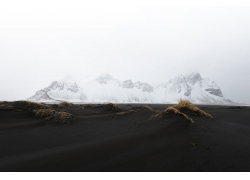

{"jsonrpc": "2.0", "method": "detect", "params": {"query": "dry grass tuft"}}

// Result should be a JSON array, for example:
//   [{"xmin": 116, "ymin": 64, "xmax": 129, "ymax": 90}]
[
  {"xmin": 142, "ymin": 105, "xmax": 154, "ymax": 111},
  {"xmin": 53, "ymin": 111, "xmax": 74, "ymax": 123},
  {"xmin": 115, "ymin": 105, "xmax": 154, "ymax": 118},
  {"xmin": 132, "ymin": 105, "xmax": 154, "ymax": 112},
  {"xmin": 115, "ymin": 110, "xmax": 137, "ymax": 118},
  {"xmin": 150, "ymin": 113, "xmax": 163, "ymax": 120},
  {"xmin": 17, "ymin": 101, "xmax": 51, "ymax": 110},
  {"xmin": 1, "ymin": 101, "xmax": 51, "ymax": 111},
  {"xmin": 163, "ymin": 107, "xmax": 194, "ymax": 124},
  {"xmin": 0, "ymin": 104, "xmax": 13, "ymax": 110},
  {"xmin": 150, "ymin": 100, "xmax": 212, "ymax": 124},
  {"xmin": 172, "ymin": 100, "xmax": 213, "ymax": 118},
  {"xmin": 33, "ymin": 109, "xmax": 56, "ymax": 119},
  {"xmin": 106, "ymin": 103, "xmax": 121, "ymax": 112},
  {"xmin": 33, "ymin": 109, "xmax": 74, "ymax": 123},
  {"xmin": 58, "ymin": 101, "xmax": 73, "ymax": 108},
  {"xmin": 1, "ymin": 101, "xmax": 74, "ymax": 123},
  {"xmin": 86, "ymin": 103, "xmax": 94, "ymax": 108}
]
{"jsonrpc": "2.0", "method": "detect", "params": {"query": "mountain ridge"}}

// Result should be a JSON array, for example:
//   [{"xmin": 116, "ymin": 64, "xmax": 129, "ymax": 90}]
[{"xmin": 28, "ymin": 72, "xmax": 234, "ymax": 104}]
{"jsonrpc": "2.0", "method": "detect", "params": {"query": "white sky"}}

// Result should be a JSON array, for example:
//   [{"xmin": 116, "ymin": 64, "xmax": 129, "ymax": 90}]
[{"xmin": 1, "ymin": 1, "xmax": 250, "ymax": 104}]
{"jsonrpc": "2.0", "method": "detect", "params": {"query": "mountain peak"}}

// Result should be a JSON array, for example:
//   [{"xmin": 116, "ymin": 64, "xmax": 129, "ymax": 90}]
[
  {"xmin": 186, "ymin": 72, "xmax": 202, "ymax": 85},
  {"xmin": 188, "ymin": 72, "xmax": 201, "ymax": 78},
  {"xmin": 97, "ymin": 73, "xmax": 113, "ymax": 80},
  {"xmin": 62, "ymin": 75, "xmax": 76, "ymax": 82},
  {"xmin": 96, "ymin": 73, "xmax": 114, "ymax": 84}
]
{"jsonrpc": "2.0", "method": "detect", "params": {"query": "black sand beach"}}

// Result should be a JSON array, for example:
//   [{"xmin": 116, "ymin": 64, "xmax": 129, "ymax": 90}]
[{"xmin": 0, "ymin": 101, "xmax": 250, "ymax": 172}]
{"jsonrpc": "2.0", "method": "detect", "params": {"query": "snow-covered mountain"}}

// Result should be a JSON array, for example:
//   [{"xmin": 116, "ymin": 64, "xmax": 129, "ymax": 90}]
[
  {"xmin": 28, "ymin": 72, "xmax": 234, "ymax": 104},
  {"xmin": 76, "ymin": 73, "xmax": 154, "ymax": 103},
  {"xmin": 153, "ymin": 72, "xmax": 231, "ymax": 104},
  {"xmin": 28, "ymin": 76, "xmax": 87, "ymax": 102}
]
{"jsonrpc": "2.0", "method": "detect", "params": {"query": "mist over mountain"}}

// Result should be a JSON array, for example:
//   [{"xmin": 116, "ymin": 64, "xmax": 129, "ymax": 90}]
[{"xmin": 28, "ymin": 72, "xmax": 233, "ymax": 104}]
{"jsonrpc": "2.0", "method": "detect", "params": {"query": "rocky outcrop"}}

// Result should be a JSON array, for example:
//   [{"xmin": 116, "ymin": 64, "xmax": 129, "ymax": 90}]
[
  {"xmin": 205, "ymin": 88, "xmax": 223, "ymax": 97},
  {"xmin": 134, "ymin": 82, "xmax": 154, "ymax": 93},
  {"xmin": 122, "ymin": 80, "xmax": 134, "ymax": 89}
]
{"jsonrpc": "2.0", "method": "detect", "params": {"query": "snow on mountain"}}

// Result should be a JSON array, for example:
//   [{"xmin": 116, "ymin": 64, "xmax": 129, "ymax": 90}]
[
  {"xmin": 95, "ymin": 73, "xmax": 120, "ymax": 86},
  {"xmin": 77, "ymin": 74, "xmax": 153, "ymax": 103},
  {"xmin": 28, "ymin": 72, "xmax": 234, "ymax": 104},
  {"xmin": 154, "ymin": 72, "xmax": 231, "ymax": 104},
  {"xmin": 28, "ymin": 76, "xmax": 87, "ymax": 102}
]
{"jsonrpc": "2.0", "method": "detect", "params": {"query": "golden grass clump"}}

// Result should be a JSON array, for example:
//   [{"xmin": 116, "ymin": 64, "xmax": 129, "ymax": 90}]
[
  {"xmin": 54, "ymin": 111, "xmax": 74, "ymax": 123},
  {"xmin": 172, "ymin": 100, "xmax": 213, "ymax": 118},
  {"xmin": 150, "ymin": 106, "xmax": 194, "ymax": 124},
  {"xmin": 16, "ymin": 101, "xmax": 51, "ymax": 110},
  {"xmin": 142, "ymin": 105, "xmax": 154, "ymax": 112},
  {"xmin": 106, "ymin": 103, "xmax": 121, "ymax": 112},
  {"xmin": 86, "ymin": 103, "xmax": 94, "ymax": 108},
  {"xmin": 115, "ymin": 110, "xmax": 137, "ymax": 118},
  {"xmin": 58, "ymin": 101, "xmax": 73, "ymax": 108},
  {"xmin": 164, "ymin": 106, "xmax": 180, "ymax": 114},
  {"xmin": 33, "ymin": 108, "xmax": 74, "ymax": 123},
  {"xmin": 0, "ymin": 104, "xmax": 13, "ymax": 110},
  {"xmin": 115, "ymin": 105, "xmax": 154, "ymax": 118},
  {"xmin": 38, "ymin": 103, "xmax": 51, "ymax": 109},
  {"xmin": 151, "ymin": 100, "xmax": 213, "ymax": 124},
  {"xmin": 163, "ymin": 107, "xmax": 194, "ymax": 124},
  {"xmin": 33, "ymin": 109, "xmax": 56, "ymax": 119},
  {"xmin": 1, "ymin": 101, "xmax": 52, "ymax": 112},
  {"xmin": 132, "ymin": 106, "xmax": 154, "ymax": 112}
]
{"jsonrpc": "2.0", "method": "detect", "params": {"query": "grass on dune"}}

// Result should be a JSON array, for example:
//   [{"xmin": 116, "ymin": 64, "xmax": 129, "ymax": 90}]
[
  {"xmin": 106, "ymin": 103, "xmax": 121, "ymax": 112},
  {"xmin": 58, "ymin": 101, "xmax": 73, "ymax": 108},
  {"xmin": 0, "ymin": 101, "xmax": 74, "ymax": 123},
  {"xmin": 53, "ymin": 111, "xmax": 74, "ymax": 123},
  {"xmin": 115, "ymin": 110, "xmax": 137, "ymax": 118},
  {"xmin": 0, "ymin": 104, "xmax": 13, "ymax": 110},
  {"xmin": 86, "ymin": 103, "xmax": 94, "ymax": 108},
  {"xmin": 163, "ymin": 107, "xmax": 194, "ymax": 124},
  {"xmin": 0, "ymin": 101, "xmax": 51, "ymax": 111},
  {"xmin": 33, "ymin": 109, "xmax": 74, "ymax": 123},
  {"xmin": 131, "ymin": 105, "xmax": 154, "ymax": 112},
  {"xmin": 33, "ymin": 109, "xmax": 56, "ymax": 119},
  {"xmin": 115, "ymin": 105, "xmax": 155, "ymax": 118},
  {"xmin": 142, "ymin": 105, "xmax": 154, "ymax": 112},
  {"xmin": 172, "ymin": 100, "xmax": 213, "ymax": 118},
  {"xmin": 151, "ymin": 100, "xmax": 213, "ymax": 124},
  {"xmin": 18, "ymin": 101, "xmax": 52, "ymax": 110}
]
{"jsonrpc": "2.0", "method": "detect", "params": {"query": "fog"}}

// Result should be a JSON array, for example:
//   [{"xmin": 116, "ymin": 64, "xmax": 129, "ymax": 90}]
[{"xmin": 1, "ymin": 3, "xmax": 250, "ymax": 103}]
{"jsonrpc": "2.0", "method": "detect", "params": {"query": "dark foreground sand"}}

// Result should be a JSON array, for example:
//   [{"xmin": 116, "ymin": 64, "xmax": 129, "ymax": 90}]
[{"xmin": 0, "ymin": 102, "xmax": 250, "ymax": 172}]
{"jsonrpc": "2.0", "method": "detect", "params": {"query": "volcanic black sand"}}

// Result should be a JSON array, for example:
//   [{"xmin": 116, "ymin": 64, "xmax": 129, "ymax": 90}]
[{"xmin": 0, "ymin": 101, "xmax": 250, "ymax": 172}]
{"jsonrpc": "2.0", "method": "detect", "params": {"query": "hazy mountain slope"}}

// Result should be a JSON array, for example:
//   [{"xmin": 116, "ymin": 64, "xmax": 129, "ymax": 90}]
[
  {"xmin": 153, "ymin": 72, "xmax": 232, "ymax": 104},
  {"xmin": 28, "ymin": 77, "xmax": 87, "ymax": 102},
  {"xmin": 28, "ymin": 72, "xmax": 234, "ymax": 104},
  {"xmin": 78, "ymin": 74, "xmax": 154, "ymax": 103}
]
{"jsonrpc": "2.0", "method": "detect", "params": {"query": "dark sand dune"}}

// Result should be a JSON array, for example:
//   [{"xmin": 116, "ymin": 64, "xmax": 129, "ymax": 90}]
[{"xmin": 0, "ymin": 101, "xmax": 250, "ymax": 171}]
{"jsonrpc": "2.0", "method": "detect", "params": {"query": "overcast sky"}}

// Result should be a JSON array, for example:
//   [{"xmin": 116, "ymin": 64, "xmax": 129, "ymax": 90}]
[{"xmin": 0, "ymin": 1, "xmax": 250, "ymax": 104}]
